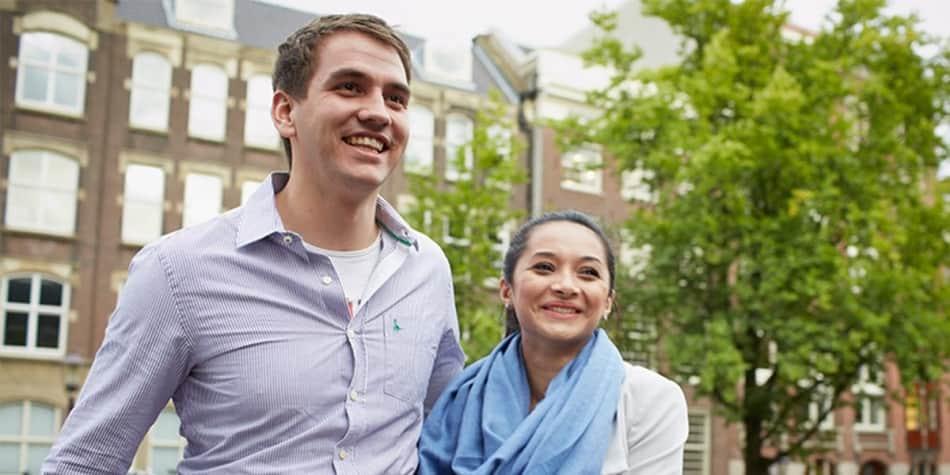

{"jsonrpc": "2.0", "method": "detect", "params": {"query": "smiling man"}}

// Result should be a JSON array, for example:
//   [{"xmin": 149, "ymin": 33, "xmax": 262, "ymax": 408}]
[{"xmin": 44, "ymin": 14, "xmax": 464, "ymax": 474}]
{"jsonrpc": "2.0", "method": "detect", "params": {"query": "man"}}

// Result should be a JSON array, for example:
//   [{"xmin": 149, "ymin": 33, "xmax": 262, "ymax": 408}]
[{"xmin": 44, "ymin": 14, "xmax": 464, "ymax": 474}]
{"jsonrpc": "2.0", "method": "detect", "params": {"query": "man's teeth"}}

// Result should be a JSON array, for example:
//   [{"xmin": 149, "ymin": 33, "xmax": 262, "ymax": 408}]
[{"xmin": 346, "ymin": 136, "xmax": 383, "ymax": 152}]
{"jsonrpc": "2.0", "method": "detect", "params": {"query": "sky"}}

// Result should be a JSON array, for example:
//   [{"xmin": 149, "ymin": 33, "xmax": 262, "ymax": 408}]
[{"xmin": 267, "ymin": 0, "xmax": 948, "ymax": 48}]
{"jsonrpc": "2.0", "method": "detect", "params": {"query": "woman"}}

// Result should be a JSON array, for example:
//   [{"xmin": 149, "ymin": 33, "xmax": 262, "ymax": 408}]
[{"xmin": 418, "ymin": 211, "xmax": 688, "ymax": 474}]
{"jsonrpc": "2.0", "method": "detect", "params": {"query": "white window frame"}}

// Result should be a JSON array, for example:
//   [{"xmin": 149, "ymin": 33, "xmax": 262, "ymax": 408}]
[
  {"xmin": 405, "ymin": 105, "xmax": 435, "ymax": 175},
  {"xmin": 445, "ymin": 113, "xmax": 474, "ymax": 181},
  {"xmin": 146, "ymin": 405, "xmax": 186, "ymax": 475},
  {"xmin": 129, "ymin": 52, "xmax": 173, "ymax": 131},
  {"xmin": 121, "ymin": 164, "xmax": 166, "ymax": 245},
  {"xmin": 853, "ymin": 365, "xmax": 886, "ymax": 432},
  {"xmin": 0, "ymin": 400, "xmax": 61, "ymax": 474},
  {"xmin": 182, "ymin": 172, "xmax": 223, "ymax": 227},
  {"xmin": 808, "ymin": 385, "xmax": 836, "ymax": 432},
  {"xmin": 560, "ymin": 147, "xmax": 603, "ymax": 194},
  {"xmin": 187, "ymin": 64, "xmax": 229, "ymax": 141},
  {"xmin": 683, "ymin": 410, "xmax": 710, "ymax": 475},
  {"xmin": 15, "ymin": 31, "xmax": 88, "ymax": 116},
  {"xmin": 243, "ymin": 74, "xmax": 277, "ymax": 149},
  {"xmin": 5, "ymin": 150, "xmax": 80, "ymax": 236},
  {"xmin": 0, "ymin": 274, "xmax": 70, "ymax": 357},
  {"xmin": 442, "ymin": 216, "xmax": 471, "ymax": 247}
]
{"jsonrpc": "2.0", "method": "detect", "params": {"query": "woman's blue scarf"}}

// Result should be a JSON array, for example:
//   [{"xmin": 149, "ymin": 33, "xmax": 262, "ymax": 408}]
[{"xmin": 418, "ymin": 329, "xmax": 625, "ymax": 475}]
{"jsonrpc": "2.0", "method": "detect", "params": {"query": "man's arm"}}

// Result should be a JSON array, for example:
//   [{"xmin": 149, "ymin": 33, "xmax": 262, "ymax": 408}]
[
  {"xmin": 43, "ymin": 246, "xmax": 193, "ymax": 474},
  {"xmin": 423, "ymin": 278, "xmax": 465, "ymax": 414}
]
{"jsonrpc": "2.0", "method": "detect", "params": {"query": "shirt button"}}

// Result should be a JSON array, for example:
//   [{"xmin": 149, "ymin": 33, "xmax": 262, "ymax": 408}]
[
  {"xmin": 338, "ymin": 448, "xmax": 348, "ymax": 460},
  {"xmin": 350, "ymin": 390, "xmax": 359, "ymax": 401},
  {"xmin": 321, "ymin": 275, "xmax": 333, "ymax": 285},
  {"xmin": 282, "ymin": 234, "xmax": 293, "ymax": 245}
]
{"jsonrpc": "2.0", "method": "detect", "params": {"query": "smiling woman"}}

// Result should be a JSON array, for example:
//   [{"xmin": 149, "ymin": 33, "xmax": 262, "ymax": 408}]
[{"xmin": 418, "ymin": 210, "xmax": 690, "ymax": 475}]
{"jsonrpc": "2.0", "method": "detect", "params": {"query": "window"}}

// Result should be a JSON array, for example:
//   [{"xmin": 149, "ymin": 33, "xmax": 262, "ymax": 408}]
[
  {"xmin": 129, "ymin": 52, "xmax": 173, "ymax": 131},
  {"xmin": 5, "ymin": 150, "xmax": 80, "ymax": 235},
  {"xmin": 182, "ymin": 173, "xmax": 222, "ymax": 227},
  {"xmin": 187, "ymin": 64, "xmax": 228, "ymax": 141},
  {"xmin": 1, "ymin": 274, "xmax": 70, "ymax": 355},
  {"xmin": 175, "ymin": 0, "xmax": 235, "ymax": 33},
  {"xmin": 807, "ymin": 458, "xmax": 837, "ymax": 475},
  {"xmin": 808, "ymin": 385, "xmax": 836, "ymax": 431},
  {"xmin": 561, "ymin": 147, "xmax": 603, "ymax": 194},
  {"xmin": 405, "ymin": 105, "xmax": 434, "ymax": 174},
  {"xmin": 15, "ymin": 32, "xmax": 88, "ymax": 115},
  {"xmin": 122, "ymin": 164, "xmax": 165, "ymax": 244},
  {"xmin": 620, "ymin": 319, "xmax": 656, "ymax": 369},
  {"xmin": 683, "ymin": 411, "xmax": 709, "ymax": 475},
  {"xmin": 620, "ymin": 167, "xmax": 658, "ymax": 203},
  {"xmin": 244, "ymin": 74, "xmax": 277, "ymax": 148},
  {"xmin": 445, "ymin": 113, "xmax": 474, "ymax": 181},
  {"xmin": 853, "ymin": 365, "xmax": 886, "ymax": 432},
  {"xmin": 240, "ymin": 180, "xmax": 260, "ymax": 205},
  {"xmin": 0, "ymin": 401, "xmax": 60, "ymax": 474},
  {"xmin": 147, "ymin": 406, "xmax": 185, "ymax": 475}
]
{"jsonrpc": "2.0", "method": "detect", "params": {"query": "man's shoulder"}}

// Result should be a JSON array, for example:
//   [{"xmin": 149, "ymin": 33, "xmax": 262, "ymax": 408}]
[{"xmin": 138, "ymin": 208, "xmax": 242, "ymax": 264}]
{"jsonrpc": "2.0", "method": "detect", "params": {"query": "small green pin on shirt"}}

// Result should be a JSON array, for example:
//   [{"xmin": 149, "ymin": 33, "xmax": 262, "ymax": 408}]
[{"xmin": 393, "ymin": 319, "xmax": 402, "ymax": 332}]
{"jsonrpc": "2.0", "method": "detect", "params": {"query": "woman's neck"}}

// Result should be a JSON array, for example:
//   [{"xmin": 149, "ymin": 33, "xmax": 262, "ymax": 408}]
[{"xmin": 520, "ymin": 337, "xmax": 585, "ymax": 411}]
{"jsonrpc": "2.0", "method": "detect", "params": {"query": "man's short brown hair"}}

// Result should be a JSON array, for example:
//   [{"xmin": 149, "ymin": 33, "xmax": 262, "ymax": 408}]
[{"xmin": 272, "ymin": 14, "xmax": 412, "ymax": 167}]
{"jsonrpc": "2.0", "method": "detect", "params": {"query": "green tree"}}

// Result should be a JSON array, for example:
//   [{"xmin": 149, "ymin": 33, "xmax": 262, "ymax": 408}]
[
  {"xmin": 572, "ymin": 0, "xmax": 950, "ymax": 472},
  {"xmin": 405, "ymin": 95, "xmax": 526, "ymax": 360}
]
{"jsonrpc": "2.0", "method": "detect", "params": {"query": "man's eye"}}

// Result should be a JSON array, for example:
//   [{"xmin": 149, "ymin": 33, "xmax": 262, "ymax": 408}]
[
  {"xmin": 338, "ymin": 82, "xmax": 359, "ymax": 92},
  {"xmin": 387, "ymin": 94, "xmax": 407, "ymax": 106}
]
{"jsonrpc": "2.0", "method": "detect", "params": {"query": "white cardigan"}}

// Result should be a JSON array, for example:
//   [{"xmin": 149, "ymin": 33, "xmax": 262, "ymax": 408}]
[{"xmin": 602, "ymin": 363, "xmax": 690, "ymax": 475}]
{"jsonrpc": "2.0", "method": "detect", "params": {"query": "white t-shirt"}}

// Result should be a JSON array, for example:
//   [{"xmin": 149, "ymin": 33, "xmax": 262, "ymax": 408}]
[{"xmin": 303, "ymin": 233, "xmax": 382, "ymax": 317}]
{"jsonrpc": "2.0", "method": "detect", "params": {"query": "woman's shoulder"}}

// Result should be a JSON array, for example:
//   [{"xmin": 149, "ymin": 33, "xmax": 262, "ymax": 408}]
[{"xmin": 619, "ymin": 362, "xmax": 683, "ymax": 400}]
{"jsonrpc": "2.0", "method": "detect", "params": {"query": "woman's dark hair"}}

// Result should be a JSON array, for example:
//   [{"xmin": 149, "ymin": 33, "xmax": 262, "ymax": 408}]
[{"xmin": 502, "ymin": 210, "xmax": 616, "ymax": 335}]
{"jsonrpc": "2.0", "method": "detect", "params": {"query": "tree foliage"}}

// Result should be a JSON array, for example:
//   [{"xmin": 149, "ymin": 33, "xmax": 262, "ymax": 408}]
[
  {"xmin": 575, "ymin": 0, "xmax": 949, "ymax": 471},
  {"xmin": 405, "ymin": 94, "xmax": 526, "ymax": 361}
]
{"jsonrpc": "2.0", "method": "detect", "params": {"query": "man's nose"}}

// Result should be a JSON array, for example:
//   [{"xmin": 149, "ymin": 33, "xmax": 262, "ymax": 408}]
[{"xmin": 357, "ymin": 94, "xmax": 391, "ymax": 128}]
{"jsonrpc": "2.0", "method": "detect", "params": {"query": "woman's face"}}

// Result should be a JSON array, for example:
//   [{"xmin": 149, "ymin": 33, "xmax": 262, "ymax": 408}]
[{"xmin": 500, "ymin": 220, "xmax": 614, "ymax": 351}]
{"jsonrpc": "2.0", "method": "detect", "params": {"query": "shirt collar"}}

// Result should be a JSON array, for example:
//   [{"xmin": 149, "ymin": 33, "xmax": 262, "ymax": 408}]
[{"xmin": 235, "ymin": 172, "xmax": 419, "ymax": 250}]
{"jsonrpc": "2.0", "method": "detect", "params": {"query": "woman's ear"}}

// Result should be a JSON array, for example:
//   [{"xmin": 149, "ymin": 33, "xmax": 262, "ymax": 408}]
[{"xmin": 499, "ymin": 278, "xmax": 512, "ymax": 308}]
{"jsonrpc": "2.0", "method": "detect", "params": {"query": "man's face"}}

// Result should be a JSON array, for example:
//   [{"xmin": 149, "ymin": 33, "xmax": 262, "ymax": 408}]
[{"xmin": 282, "ymin": 31, "xmax": 410, "ymax": 195}]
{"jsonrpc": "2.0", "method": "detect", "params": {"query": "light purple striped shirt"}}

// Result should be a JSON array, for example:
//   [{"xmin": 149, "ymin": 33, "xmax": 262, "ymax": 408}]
[{"xmin": 44, "ymin": 173, "xmax": 465, "ymax": 474}]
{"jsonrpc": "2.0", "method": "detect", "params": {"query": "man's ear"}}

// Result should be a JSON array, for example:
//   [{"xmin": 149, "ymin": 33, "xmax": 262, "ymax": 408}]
[{"xmin": 272, "ymin": 90, "xmax": 295, "ymax": 140}]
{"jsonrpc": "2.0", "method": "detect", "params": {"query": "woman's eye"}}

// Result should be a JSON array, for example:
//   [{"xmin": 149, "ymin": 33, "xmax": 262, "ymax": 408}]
[
  {"xmin": 580, "ymin": 268, "xmax": 601, "ymax": 278},
  {"xmin": 531, "ymin": 262, "xmax": 554, "ymax": 272}
]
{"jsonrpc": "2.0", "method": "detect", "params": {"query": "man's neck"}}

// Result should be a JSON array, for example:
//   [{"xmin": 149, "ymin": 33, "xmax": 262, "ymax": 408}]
[{"xmin": 275, "ymin": 173, "xmax": 380, "ymax": 251}]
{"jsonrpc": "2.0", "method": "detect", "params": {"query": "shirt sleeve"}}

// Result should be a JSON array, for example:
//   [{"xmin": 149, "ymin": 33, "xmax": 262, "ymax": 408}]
[
  {"xmin": 624, "ymin": 368, "xmax": 689, "ymax": 474},
  {"xmin": 43, "ymin": 245, "xmax": 193, "ymax": 474},
  {"xmin": 423, "ymin": 276, "xmax": 465, "ymax": 414}
]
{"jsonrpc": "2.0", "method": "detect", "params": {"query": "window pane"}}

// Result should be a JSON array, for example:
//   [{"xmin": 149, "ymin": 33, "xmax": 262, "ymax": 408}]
[
  {"xmin": 5, "ymin": 186, "xmax": 41, "ymax": 229},
  {"xmin": 53, "ymin": 72, "xmax": 83, "ymax": 109},
  {"xmin": 36, "ymin": 314, "xmax": 60, "ymax": 349},
  {"xmin": 189, "ymin": 97, "xmax": 227, "ymax": 140},
  {"xmin": 4, "ymin": 312, "xmax": 28, "ymax": 347},
  {"xmin": 43, "ymin": 154, "xmax": 80, "ymax": 191},
  {"xmin": 0, "ymin": 443, "xmax": 20, "ymax": 472},
  {"xmin": 21, "ymin": 35, "xmax": 52, "ymax": 62},
  {"xmin": 132, "ymin": 53, "xmax": 172, "ymax": 89},
  {"xmin": 41, "ymin": 191, "xmax": 77, "ymax": 234},
  {"xmin": 39, "ymin": 280, "xmax": 63, "ymax": 306},
  {"xmin": 8, "ymin": 150, "xmax": 44, "ymax": 184},
  {"xmin": 125, "ymin": 165, "xmax": 165, "ymax": 203},
  {"xmin": 123, "ymin": 202, "xmax": 165, "ymax": 244},
  {"xmin": 22, "ymin": 64, "xmax": 50, "ymax": 101},
  {"xmin": 151, "ymin": 447, "xmax": 181, "ymax": 475},
  {"xmin": 183, "ymin": 174, "xmax": 222, "ymax": 227},
  {"xmin": 28, "ymin": 404, "xmax": 55, "ymax": 436},
  {"xmin": 153, "ymin": 409, "xmax": 181, "ymax": 440},
  {"xmin": 241, "ymin": 181, "xmax": 259, "ymax": 205},
  {"xmin": 55, "ymin": 39, "xmax": 85, "ymax": 69},
  {"xmin": 0, "ymin": 403, "xmax": 22, "ymax": 436},
  {"xmin": 7, "ymin": 278, "xmax": 32, "ymax": 303},
  {"xmin": 131, "ymin": 89, "xmax": 171, "ymax": 130},
  {"xmin": 27, "ymin": 443, "xmax": 53, "ymax": 474}
]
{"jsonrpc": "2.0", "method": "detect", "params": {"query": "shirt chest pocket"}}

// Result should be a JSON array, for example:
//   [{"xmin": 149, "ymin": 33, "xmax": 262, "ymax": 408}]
[{"xmin": 382, "ymin": 314, "xmax": 439, "ymax": 403}]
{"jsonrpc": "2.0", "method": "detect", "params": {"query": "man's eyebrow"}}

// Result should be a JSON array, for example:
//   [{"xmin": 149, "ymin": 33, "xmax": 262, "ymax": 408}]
[{"xmin": 324, "ymin": 67, "xmax": 410, "ymax": 96}]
